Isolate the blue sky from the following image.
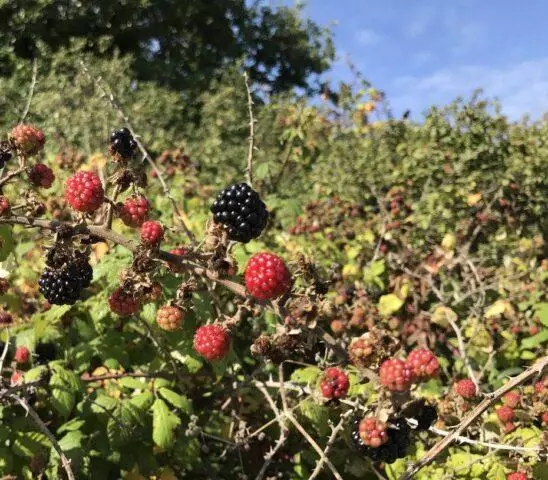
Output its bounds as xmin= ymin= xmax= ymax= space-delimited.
xmin=287 ymin=0 xmax=548 ymax=119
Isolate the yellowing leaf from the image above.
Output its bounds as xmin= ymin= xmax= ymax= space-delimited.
xmin=431 ymin=306 xmax=457 ymax=328
xmin=378 ymin=294 xmax=404 ymax=316
xmin=485 ymin=300 xmax=510 ymax=318
xmin=467 ymin=193 xmax=482 ymax=206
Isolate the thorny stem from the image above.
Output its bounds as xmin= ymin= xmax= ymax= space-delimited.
xmin=243 ymin=72 xmax=255 ymax=188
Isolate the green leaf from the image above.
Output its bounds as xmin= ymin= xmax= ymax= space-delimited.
xmin=151 ymin=398 xmax=180 ymax=450
xmin=521 ymin=329 xmax=548 ymax=349
xmin=57 ymin=430 xmax=84 ymax=452
xmin=140 ymin=303 xmax=157 ymax=324
xmin=118 ymin=377 xmax=148 ymax=389
xmin=290 ymin=366 xmax=321 ymax=385
xmin=255 ymin=162 xmax=270 ymax=180
xmin=0 ymin=226 xmax=15 ymax=261
xmin=534 ymin=302 xmax=548 ymax=327
xmin=23 ymin=365 xmax=48 ymax=382
xmin=107 ymin=401 xmax=143 ymax=447
xmin=158 ymin=388 xmax=192 ymax=413
xmin=378 ymin=293 xmax=404 ymax=316
xmin=57 ymin=418 xmax=85 ymax=434
xmin=130 ymin=391 xmax=154 ymax=410
xmin=49 ymin=366 xmax=82 ymax=419
xmin=13 ymin=431 xmax=49 ymax=458
xmin=0 ymin=447 xmax=13 ymax=472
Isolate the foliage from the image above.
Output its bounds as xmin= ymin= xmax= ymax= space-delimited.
xmin=0 ymin=55 xmax=547 ymax=480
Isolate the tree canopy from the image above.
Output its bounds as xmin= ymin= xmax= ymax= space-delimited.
xmin=0 ymin=0 xmax=334 ymax=95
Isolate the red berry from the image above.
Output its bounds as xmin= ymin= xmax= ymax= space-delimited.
xmin=14 ymin=346 xmax=30 ymax=364
xmin=156 ymin=305 xmax=184 ymax=331
xmin=507 ymin=472 xmax=528 ymax=480
xmin=119 ymin=195 xmax=150 ymax=227
xmin=529 ymin=325 xmax=539 ymax=335
xmin=244 ymin=252 xmax=292 ymax=300
xmin=496 ymin=406 xmax=515 ymax=423
xmin=10 ymin=370 xmax=23 ymax=386
xmin=168 ymin=247 xmax=187 ymax=273
xmin=140 ymin=221 xmax=164 ymax=247
xmin=358 ymin=417 xmax=388 ymax=448
xmin=502 ymin=390 xmax=520 ymax=408
xmin=0 ymin=311 xmax=12 ymax=325
xmin=193 ymin=324 xmax=230 ymax=361
xmin=455 ymin=379 xmax=477 ymax=399
xmin=319 ymin=367 xmax=350 ymax=399
xmin=379 ymin=358 xmax=414 ymax=392
xmin=9 ymin=124 xmax=45 ymax=156
xmin=534 ymin=377 xmax=547 ymax=393
xmin=504 ymin=421 xmax=516 ymax=433
xmin=108 ymin=288 xmax=140 ymax=316
xmin=65 ymin=171 xmax=104 ymax=213
xmin=0 ymin=196 xmax=10 ymax=216
xmin=541 ymin=412 xmax=548 ymax=425
xmin=406 ymin=348 xmax=440 ymax=380
xmin=28 ymin=163 xmax=55 ymax=188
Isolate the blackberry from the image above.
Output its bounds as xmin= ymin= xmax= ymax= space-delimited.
xmin=0 ymin=141 xmax=12 ymax=169
xmin=38 ymin=257 xmax=92 ymax=305
xmin=109 ymin=127 xmax=138 ymax=159
xmin=351 ymin=417 xmax=411 ymax=464
xmin=210 ymin=183 xmax=268 ymax=243
xmin=401 ymin=399 xmax=438 ymax=431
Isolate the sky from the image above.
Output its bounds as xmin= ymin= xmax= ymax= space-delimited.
xmin=286 ymin=0 xmax=548 ymax=120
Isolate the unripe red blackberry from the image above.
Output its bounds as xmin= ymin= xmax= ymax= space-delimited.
xmin=502 ymin=390 xmax=520 ymax=408
xmin=156 ymin=305 xmax=184 ymax=331
xmin=319 ymin=367 xmax=349 ymax=399
xmin=534 ymin=376 xmax=547 ymax=394
xmin=406 ymin=348 xmax=440 ymax=380
xmin=358 ymin=417 xmax=389 ymax=448
xmin=108 ymin=288 xmax=140 ymax=316
xmin=28 ymin=163 xmax=55 ymax=188
xmin=168 ymin=247 xmax=187 ymax=273
xmin=351 ymin=417 xmax=411 ymax=463
xmin=454 ymin=379 xmax=477 ymax=399
xmin=507 ymin=472 xmax=528 ymax=480
xmin=65 ymin=171 xmax=105 ymax=213
xmin=193 ymin=324 xmax=230 ymax=361
xmin=210 ymin=183 xmax=269 ymax=243
xmin=119 ymin=195 xmax=150 ymax=227
xmin=504 ymin=422 xmax=516 ymax=433
xmin=0 ymin=196 xmax=10 ymax=216
xmin=0 ymin=310 xmax=12 ymax=325
xmin=14 ymin=346 xmax=30 ymax=364
xmin=541 ymin=412 xmax=548 ymax=425
xmin=140 ymin=221 xmax=164 ymax=247
xmin=244 ymin=252 xmax=292 ymax=300
xmin=10 ymin=370 xmax=23 ymax=386
xmin=496 ymin=406 xmax=515 ymax=422
xmin=379 ymin=358 xmax=414 ymax=392
xmin=9 ymin=124 xmax=45 ymax=156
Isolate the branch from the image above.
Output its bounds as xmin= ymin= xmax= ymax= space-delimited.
xmin=11 ymin=394 xmax=76 ymax=480
xmin=399 ymin=355 xmax=548 ymax=480
xmin=20 ymin=58 xmax=38 ymax=124
xmin=309 ymin=409 xmax=354 ymax=480
xmin=243 ymin=72 xmax=255 ymax=187
xmin=445 ymin=313 xmax=480 ymax=392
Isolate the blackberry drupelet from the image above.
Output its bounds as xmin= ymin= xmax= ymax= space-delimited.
xmin=351 ymin=417 xmax=411 ymax=463
xmin=109 ymin=127 xmax=138 ymax=159
xmin=210 ymin=183 xmax=268 ymax=243
xmin=71 ymin=256 xmax=93 ymax=288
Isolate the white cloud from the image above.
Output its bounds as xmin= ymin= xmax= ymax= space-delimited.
xmin=355 ymin=28 xmax=382 ymax=46
xmin=390 ymin=57 xmax=548 ymax=119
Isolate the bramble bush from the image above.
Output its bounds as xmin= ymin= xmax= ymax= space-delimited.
xmin=0 ymin=59 xmax=546 ymax=480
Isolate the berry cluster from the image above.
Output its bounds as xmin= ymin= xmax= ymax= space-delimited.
xmin=39 ymin=256 xmax=93 ymax=305
xmin=379 ymin=348 xmax=439 ymax=392
xmin=119 ymin=195 xmax=150 ymax=227
xmin=319 ymin=367 xmax=350 ymax=399
xmin=244 ymin=252 xmax=292 ymax=300
xmin=352 ymin=417 xmax=411 ymax=463
xmin=193 ymin=324 xmax=230 ymax=361
xmin=211 ymin=183 xmax=268 ymax=243
xmin=357 ymin=417 xmax=388 ymax=447
xmin=109 ymin=128 xmax=138 ymax=159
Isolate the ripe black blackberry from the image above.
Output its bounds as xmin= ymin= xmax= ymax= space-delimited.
xmin=210 ymin=183 xmax=268 ymax=243
xmin=0 ymin=141 xmax=12 ymax=169
xmin=401 ymin=399 xmax=438 ymax=431
xmin=351 ymin=417 xmax=411 ymax=463
xmin=109 ymin=127 xmax=138 ymax=159
xmin=38 ymin=257 xmax=93 ymax=305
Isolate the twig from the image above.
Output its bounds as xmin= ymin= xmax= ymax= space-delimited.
xmin=0 ymin=379 xmax=44 ymax=401
xmin=0 ymin=167 xmax=26 ymax=188
xmin=11 ymin=394 xmax=76 ymax=480
xmin=0 ymin=330 xmax=10 ymax=374
xmin=78 ymin=60 xmax=196 ymax=245
xmin=399 ymin=355 xmax=548 ymax=480
xmin=19 ymin=58 xmax=38 ymax=124
xmin=278 ymin=364 xmax=344 ymax=480
xmin=309 ymin=409 xmax=354 ymax=480
xmin=243 ymin=72 xmax=255 ymax=187
xmin=445 ymin=313 xmax=480 ymax=392
xmin=254 ymin=382 xmax=288 ymax=480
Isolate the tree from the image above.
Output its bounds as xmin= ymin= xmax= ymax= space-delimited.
xmin=0 ymin=0 xmax=334 ymax=95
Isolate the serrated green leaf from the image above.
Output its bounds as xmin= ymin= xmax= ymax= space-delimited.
xmin=118 ymin=376 xmax=148 ymax=389
xmin=151 ymin=398 xmax=180 ymax=450
xmin=290 ymin=366 xmax=321 ymax=385
xmin=130 ymin=391 xmax=154 ymax=410
xmin=57 ymin=430 xmax=84 ymax=452
xmin=140 ymin=303 xmax=157 ymax=324
xmin=534 ymin=302 xmax=548 ymax=327
xmin=159 ymin=388 xmax=192 ymax=413
xmin=13 ymin=431 xmax=49 ymax=458
xmin=23 ymin=365 xmax=48 ymax=382
xmin=49 ymin=365 xmax=82 ymax=419
xmin=521 ymin=329 xmax=548 ymax=349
